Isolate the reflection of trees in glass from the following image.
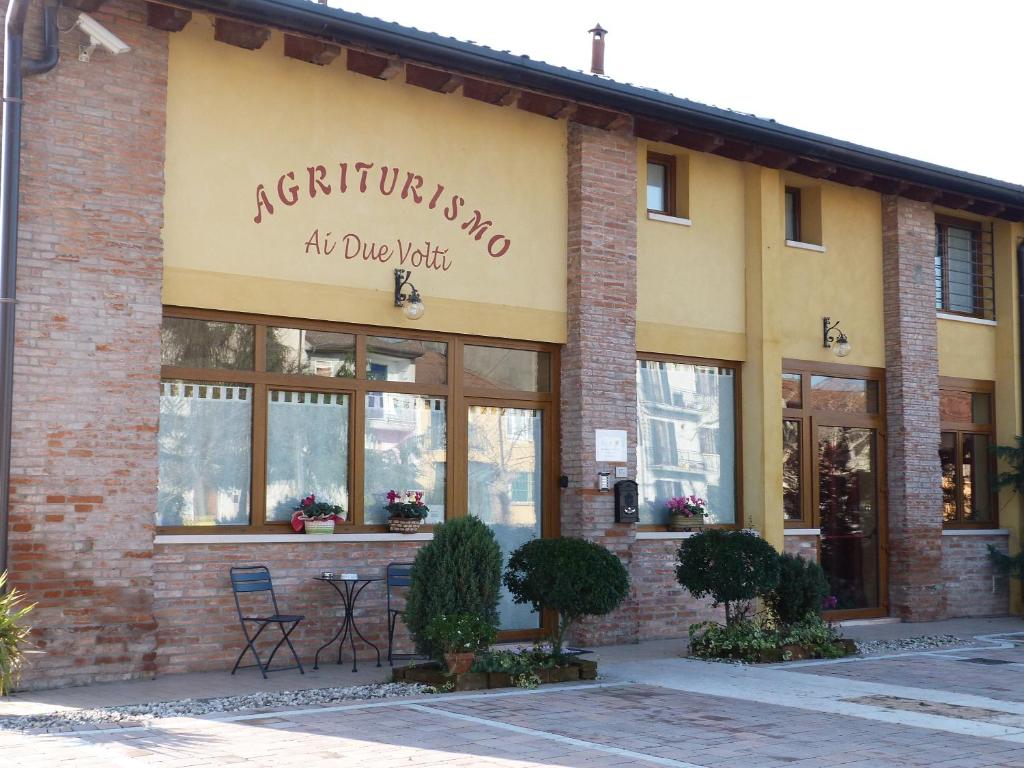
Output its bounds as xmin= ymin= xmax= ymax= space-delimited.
xmin=266 ymin=329 xmax=356 ymax=378
xmin=782 ymin=420 xmax=801 ymax=520
xmin=161 ymin=318 xmax=253 ymax=369
xmin=266 ymin=392 xmax=348 ymax=521
xmin=157 ymin=383 xmax=251 ymax=526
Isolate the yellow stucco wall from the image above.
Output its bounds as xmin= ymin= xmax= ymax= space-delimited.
xmin=777 ymin=175 xmax=886 ymax=369
xmin=636 ymin=142 xmax=747 ymax=361
xmin=938 ymin=319 xmax=997 ymax=380
xmin=162 ymin=18 xmax=568 ymax=342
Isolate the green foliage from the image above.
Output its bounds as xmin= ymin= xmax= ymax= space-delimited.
xmin=675 ymin=530 xmax=781 ymax=625
xmin=0 ymin=572 xmax=35 ymax=696
xmin=988 ymin=544 xmax=1024 ymax=580
xmin=424 ymin=613 xmax=496 ymax=655
xmin=471 ymin=642 xmax=562 ymax=675
xmin=764 ymin=553 xmax=829 ymax=627
xmin=504 ymin=537 xmax=630 ymax=655
xmin=688 ymin=614 xmax=844 ymax=662
xmin=404 ymin=516 xmax=502 ymax=659
xmin=996 ymin=437 xmax=1024 ymax=496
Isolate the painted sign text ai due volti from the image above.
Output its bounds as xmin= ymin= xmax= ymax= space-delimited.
xmin=252 ymin=161 xmax=512 ymax=272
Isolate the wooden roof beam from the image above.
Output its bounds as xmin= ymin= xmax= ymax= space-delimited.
xmin=517 ymin=91 xmax=571 ymax=119
xmin=865 ymin=177 xmax=907 ymax=195
xmin=966 ymin=200 xmax=1004 ymax=217
xmin=935 ymin=191 xmax=974 ymax=209
xmin=346 ymin=49 xmax=403 ymax=80
xmin=283 ymin=34 xmax=340 ymax=66
xmin=214 ymin=18 xmax=270 ymax=50
xmin=668 ymin=127 xmax=724 ymax=153
xmin=146 ymin=3 xmax=191 ymax=32
xmin=572 ymin=104 xmax=627 ymax=130
xmin=789 ymin=157 xmax=838 ymax=179
xmin=406 ymin=64 xmax=463 ymax=94
xmin=634 ymin=118 xmax=679 ymax=143
xmin=831 ymin=167 xmax=875 ymax=186
xmin=462 ymin=78 xmax=518 ymax=106
xmin=902 ymin=184 xmax=941 ymax=203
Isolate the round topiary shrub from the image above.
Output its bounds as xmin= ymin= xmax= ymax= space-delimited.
xmin=404 ymin=516 xmax=502 ymax=659
xmin=503 ymin=537 xmax=630 ymax=655
xmin=675 ymin=529 xmax=780 ymax=625
xmin=764 ymin=553 xmax=830 ymax=628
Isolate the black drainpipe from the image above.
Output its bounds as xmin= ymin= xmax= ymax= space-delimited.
xmin=0 ymin=0 xmax=59 ymax=580
xmin=1018 ymin=240 xmax=1024 ymax=442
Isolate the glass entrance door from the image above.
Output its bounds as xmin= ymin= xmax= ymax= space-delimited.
xmin=816 ymin=424 xmax=882 ymax=613
xmin=467 ymin=403 xmax=544 ymax=631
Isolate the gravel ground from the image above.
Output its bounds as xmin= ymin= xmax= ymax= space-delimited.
xmin=0 ymin=682 xmax=431 ymax=733
xmin=854 ymin=634 xmax=970 ymax=656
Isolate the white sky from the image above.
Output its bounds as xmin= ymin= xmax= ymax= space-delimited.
xmin=330 ymin=0 xmax=1024 ymax=185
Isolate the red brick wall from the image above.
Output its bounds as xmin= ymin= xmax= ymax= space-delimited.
xmin=881 ymin=195 xmax=946 ymax=620
xmin=6 ymin=0 xmax=166 ymax=688
xmin=783 ymin=534 xmax=819 ymax=561
xmin=561 ymin=120 xmax=639 ymax=645
xmin=152 ymin=541 xmax=426 ymax=674
xmin=634 ymin=539 xmax=723 ymax=639
xmin=942 ymin=533 xmax=1010 ymax=618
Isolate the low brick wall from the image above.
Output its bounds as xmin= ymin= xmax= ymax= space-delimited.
xmin=784 ymin=534 xmax=820 ymax=560
xmin=152 ymin=540 xmax=427 ymax=675
xmin=632 ymin=538 xmax=723 ymax=639
xmin=941 ymin=532 xmax=1010 ymax=618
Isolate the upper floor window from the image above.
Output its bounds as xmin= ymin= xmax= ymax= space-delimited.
xmin=646 ymin=153 xmax=675 ymax=215
xmin=785 ymin=187 xmax=801 ymax=242
xmin=939 ymin=381 xmax=996 ymax=527
xmin=935 ymin=217 xmax=994 ymax=320
xmin=783 ymin=184 xmax=823 ymax=247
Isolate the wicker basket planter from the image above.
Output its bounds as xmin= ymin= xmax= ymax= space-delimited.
xmin=668 ymin=512 xmax=705 ymax=532
xmin=302 ymin=518 xmax=336 ymax=535
xmin=388 ymin=517 xmax=422 ymax=534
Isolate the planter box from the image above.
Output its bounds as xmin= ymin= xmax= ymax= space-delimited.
xmin=394 ymin=661 xmax=597 ymax=691
xmin=836 ymin=638 xmax=858 ymax=655
xmin=781 ymin=644 xmax=812 ymax=661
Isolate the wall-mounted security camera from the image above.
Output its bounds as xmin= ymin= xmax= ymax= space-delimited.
xmin=75 ymin=12 xmax=131 ymax=62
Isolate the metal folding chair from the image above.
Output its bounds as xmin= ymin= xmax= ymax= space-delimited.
xmin=386 ymin=562 xmax=415 ymax=665
xmin=229 ymin=565 xmax=305 ymax=679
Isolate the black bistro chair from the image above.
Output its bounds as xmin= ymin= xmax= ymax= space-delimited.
xmin=386 ymin=562 xmax=415 ymax=665
xmin=229 ymin=565 xmax=305 ymax=679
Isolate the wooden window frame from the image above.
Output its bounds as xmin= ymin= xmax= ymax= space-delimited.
xmin=784 ymin=186 xmax=802 ymax=243
xmin=635 ymin=352 xmax=742 ymax=532
xmin=646 ymin=152 xmax=676 ymax=216
xmin=158 ymin=306 xmax=560 ymax=538
xmin=935 ymin=216 xmax=994 ymax=320
xmin=939 ymin=376 xmax=997 ymax=529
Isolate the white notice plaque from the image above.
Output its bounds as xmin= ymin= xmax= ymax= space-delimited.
xmin=595 ymin=429 xmax=627 ymax=462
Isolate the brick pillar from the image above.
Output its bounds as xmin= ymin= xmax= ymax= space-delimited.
xmin=560 ymin=120 xmax=638 ymax=645
xmin=882 ymin=195 xmax=946 ymax=620
xmin=6 ymin=0 xmax=165 ymax=687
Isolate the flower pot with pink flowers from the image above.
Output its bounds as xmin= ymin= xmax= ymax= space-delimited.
xmin=290 ymin=494 xmax=346 ymax=534
xmin=385 ymin=490 xmax=430 ymax=533
xmin=666 ymin=495 xmax=707 ymax=532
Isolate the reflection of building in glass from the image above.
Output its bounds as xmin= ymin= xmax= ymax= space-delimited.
xmin=636 ymin=361 xmax=735 ymax=524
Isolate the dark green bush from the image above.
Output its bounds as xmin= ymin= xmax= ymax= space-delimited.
xmin=404 ymin=516 xmax=502 ymax=659
xmin=675 ymin=530 xmax=780 ymax=625
xmin=764 ymin=553 xmax=829 ymax=627
xmin=504 ymin=537 xmax=630 ymax=655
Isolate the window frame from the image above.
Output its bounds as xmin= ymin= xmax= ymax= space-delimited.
xmin=646 ymin=152 xmax=676 ymax=216
xmin=159 ymin=306 xmax=560 ymax=535
xmin=939 ymin=376 xmax=997 ymax=529
xmin=784 ymin=186 xmax=802 ymax=243
xmin=635 ymin=352 xmax=742 ymax=532
xmin=935 ymin=215 xmax=993 ymax=320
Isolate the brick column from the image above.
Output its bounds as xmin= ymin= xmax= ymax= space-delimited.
xmin=560 ymin=120 xmax=638 ymax=645
xmin=882 ymin=195 xmax=946 ymax=620
xmin=6 ymin=0 xmax=166 ymax=687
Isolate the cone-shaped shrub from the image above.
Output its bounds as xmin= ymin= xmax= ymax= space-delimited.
xmin=764 ymin=553 xmax=829 ymax=627
xmin=404 ymin=516 xmax=502 ymax=659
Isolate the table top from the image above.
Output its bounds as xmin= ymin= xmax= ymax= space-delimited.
xmin=314 ymin=575 xmax=384 ymax=583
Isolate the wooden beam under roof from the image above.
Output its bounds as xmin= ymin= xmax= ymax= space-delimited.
xmin=901 ymin=184 xmax=941 ymax=203
xmin=283 ymin=34 xmax=341 ymax=66
xmin=517 ymin=91 xmax=571 ymax=119
xmin=633 ymin=118 xmax=678 ymax=143
xmin=146 ymin=2 xmax=191 ymax=32
xmin=214 ymin=18 xmax=270 ymax=50
xmin=462 ymin=78 xmax=517 ymax=106
xmin=405 ymin=63 xmax=462 ymax=93
xmin=831 ymin=167 xmax=875 ymax=186
xmin=667 ymin=126 xmax=724 ymax=153
xmin=789 ymin=157 xmax=837 ymax=179
xmin=865 ymin=177 xmax=907 ymax=195
xmin=346 ymin=49 xmax=403 ymax=79
xmin=935 ymin=191 xmax=974 ymax=209
xmin=966 ymin=200 xmax=1005 ymax=217
xmin=572 ymin=104 xmax=628 ymax=130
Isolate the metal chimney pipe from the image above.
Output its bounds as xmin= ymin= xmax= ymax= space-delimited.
xmin=589 ymin=23 xmax=607 ymax=75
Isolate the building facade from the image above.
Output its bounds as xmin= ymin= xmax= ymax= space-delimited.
xmin=3 ymin=0 xmax=1023 ymax=689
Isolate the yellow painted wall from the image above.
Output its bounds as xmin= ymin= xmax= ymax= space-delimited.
xmin=163 ymin=18 xmax=568 ymax=342
xmin=777 ymin=175 xmax=886 ymax=368
xmin=938 ymin=320 xmax=997 ymax=380
xmin=636 ymin=142 xmax=747 ymax=361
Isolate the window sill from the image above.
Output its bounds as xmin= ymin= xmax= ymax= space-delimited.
xmin=784 ymin=528 xmax=820 ymax=536
xmin=155 ymin=533 xmax=435 ymax=544
xmin=647 ymin=211 xmax=692 ymax=227
xmin=937 ymin=312 xmax=997 ymax=327
xmin=784 ymin=240 xmax=826 ymax=253
xmin=941 ymin=528 xmax=1009 ymax=536
xmin=635 ymin=531 xmax=700 ymax=540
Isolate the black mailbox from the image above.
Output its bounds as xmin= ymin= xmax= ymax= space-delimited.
xmin=614 ymin=479 xmax=639 ymax=523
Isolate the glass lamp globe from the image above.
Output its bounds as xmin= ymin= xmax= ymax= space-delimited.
xmin=833 ymin=334 xmax=852 ymax=358
xmin=403 ymin=295 xmax=425 ymax=320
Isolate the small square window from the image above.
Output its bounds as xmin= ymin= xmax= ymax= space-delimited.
xmin=646 ymin=153 xmax=675 ymax=215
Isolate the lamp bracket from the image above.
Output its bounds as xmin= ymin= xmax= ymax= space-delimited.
xmin=394 ymin=268 xmax=417 ymax=307
xmin=822 ymin=316 xmax=847 ymax=348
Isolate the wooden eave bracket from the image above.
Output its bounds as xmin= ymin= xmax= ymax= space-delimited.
xmin=405 ymin=64 xmax=463 ymax=94
xmin=283 ymin=34 xmax=341 ymax=66
xmin=789 ymin=157 xmax=837 ymax=179
xmin=214 ymin=17 xmax=270 ymax=50
xmin=517 ymin=91 xmax=572 ymax=119
xmin=146 ymin=3 xmax=192 ymax=33
xmin=346 ymin=49 xmax=403 ymax=80
xmin=462 ymin=78 xmax=518 ymax=106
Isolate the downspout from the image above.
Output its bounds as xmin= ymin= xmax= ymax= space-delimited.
xmin=0 ymin=0 xmax=59 ymax=580
xmin=1018 ymin=239 xmax=1024 ymax=440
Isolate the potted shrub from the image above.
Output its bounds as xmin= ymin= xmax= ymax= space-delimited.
xmin=290 ymin=494 xmax=345 ymax=534
xmin=666 ymin=495 xmax=707 ymax=531
xmin=424 ymin=613 xmax=496 ymax=674
xmin=504 ymin=537 xmax=630 ymax=657
xmin=0 ymin=571 xmax=34 ymax=696
xmin=385 ymin=490 xmax=430 ymax=534
xmin=404 ymin=516 xmax=502 ymax=660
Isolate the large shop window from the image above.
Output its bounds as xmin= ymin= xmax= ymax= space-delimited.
xmin=636 ymin=357 xmax=739 ymax=526
xmin=934 ymin=217 xmax=994 ymax=320
xmin=939 ymin=380 xmax=996 ymax=528
xmin=157 ymin=310 xmax=556 ymax=537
